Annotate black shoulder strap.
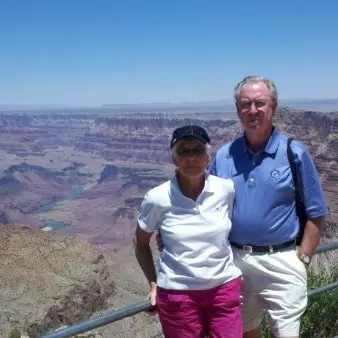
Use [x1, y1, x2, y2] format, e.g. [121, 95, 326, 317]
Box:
[286, 137, 298, 190]
[287, 137, 303, 205]
[287, 138, 308, 244]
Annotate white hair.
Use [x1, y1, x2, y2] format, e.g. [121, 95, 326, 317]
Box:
[234, 75, 278, 102]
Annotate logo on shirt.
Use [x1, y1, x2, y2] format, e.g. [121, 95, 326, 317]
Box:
[270, 169, 280, 183]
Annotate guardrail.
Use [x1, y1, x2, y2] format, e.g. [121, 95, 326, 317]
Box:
[40, 241, 338, 338]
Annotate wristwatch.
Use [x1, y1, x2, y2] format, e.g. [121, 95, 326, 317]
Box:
[297, 251, 311, 266]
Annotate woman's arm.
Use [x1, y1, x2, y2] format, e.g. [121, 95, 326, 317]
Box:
[134, 224, 157, 305]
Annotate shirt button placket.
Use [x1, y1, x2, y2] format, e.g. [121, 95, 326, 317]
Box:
[252, 155, 257, 166]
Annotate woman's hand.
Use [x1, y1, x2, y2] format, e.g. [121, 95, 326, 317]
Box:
[147, 282, 157, 314]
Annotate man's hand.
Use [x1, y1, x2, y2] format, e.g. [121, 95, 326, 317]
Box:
[300, 216, 325, 257]
[156, 232, 164, 252]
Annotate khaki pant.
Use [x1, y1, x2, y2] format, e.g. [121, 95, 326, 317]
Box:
[232, 247, 308, 337]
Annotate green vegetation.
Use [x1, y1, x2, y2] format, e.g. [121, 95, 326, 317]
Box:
[327, 133, 338, 142]
[8, 328, 21, 338]
[300, 271, 338, 338]
[261, 270, 338, 338]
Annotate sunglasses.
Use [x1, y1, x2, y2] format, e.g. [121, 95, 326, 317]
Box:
[238, 99, 270, 110]
[176, 147, 207, 157]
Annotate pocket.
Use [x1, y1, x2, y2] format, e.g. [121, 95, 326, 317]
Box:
[278, 249, 307, 277]
[294, 250, 309, 271]
[290, 249, 306, 269]
[167, 293, 186, 311]
[156, 289, 186, 311]
[222, 278, 241, 308]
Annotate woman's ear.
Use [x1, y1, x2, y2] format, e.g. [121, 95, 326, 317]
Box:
[206, 152, 211, 165]
[172, 153, 177, 166]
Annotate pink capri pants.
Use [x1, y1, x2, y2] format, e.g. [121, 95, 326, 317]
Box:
[156, 277, 242, 338]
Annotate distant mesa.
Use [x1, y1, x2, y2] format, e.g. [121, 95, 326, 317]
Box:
[101, 98, 338, 112]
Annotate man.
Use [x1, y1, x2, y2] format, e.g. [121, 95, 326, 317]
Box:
[209, 76, 328, 338]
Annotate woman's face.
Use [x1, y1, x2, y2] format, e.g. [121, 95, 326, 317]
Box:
[173, 139, 210, 179]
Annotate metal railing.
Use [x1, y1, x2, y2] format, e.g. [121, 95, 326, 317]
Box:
[40, 241, 338, 338]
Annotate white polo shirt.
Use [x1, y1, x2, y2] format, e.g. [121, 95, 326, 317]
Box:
[138, 173, 242, 290]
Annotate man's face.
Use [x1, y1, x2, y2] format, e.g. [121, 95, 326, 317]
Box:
[236, 81, 276, 134]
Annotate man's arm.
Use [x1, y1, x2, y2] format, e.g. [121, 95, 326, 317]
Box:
[298, 216, 325, 257]
[291, 141, 328, 258]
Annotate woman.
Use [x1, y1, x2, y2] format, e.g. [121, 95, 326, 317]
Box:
[134, 125, 242, 338]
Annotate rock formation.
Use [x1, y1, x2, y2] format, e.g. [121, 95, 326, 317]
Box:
[0, 226, 115, 337]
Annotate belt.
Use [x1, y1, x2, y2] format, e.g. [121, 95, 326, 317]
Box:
[230, 240, 295, 253]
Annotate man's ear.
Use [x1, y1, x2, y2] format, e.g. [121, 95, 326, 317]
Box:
[235, 101, 241, 117]
[272, 100, 278, 117]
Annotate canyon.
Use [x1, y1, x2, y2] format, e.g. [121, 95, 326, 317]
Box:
[0, 107, 337, 337]
[0, 108, 337, 243]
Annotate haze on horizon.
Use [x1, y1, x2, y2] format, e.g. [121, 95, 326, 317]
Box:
[0, 0, 337, 106]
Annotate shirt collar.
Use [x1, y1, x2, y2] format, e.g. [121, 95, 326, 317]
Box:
[264, 127, 281, 154]
[242, 127, 280, 155]
[202, 172, 214, 194]
[171, 171, 214, 197]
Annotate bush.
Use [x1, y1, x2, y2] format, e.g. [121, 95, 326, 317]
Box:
[9, 328, 21, 338]
[300, 271, 337, 338]
[261, 270, 337, 338]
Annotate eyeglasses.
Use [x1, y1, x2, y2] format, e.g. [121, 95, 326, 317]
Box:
[176, 147, 206, 157]
[238, 99, 270, 110]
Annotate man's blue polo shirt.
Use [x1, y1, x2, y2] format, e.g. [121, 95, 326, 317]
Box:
[209, 128, 328, 246]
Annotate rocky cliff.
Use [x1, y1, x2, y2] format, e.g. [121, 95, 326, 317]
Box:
[0, 226, 116, 337]
[275, 109, 338, 228]
[0, 226, 163, 338]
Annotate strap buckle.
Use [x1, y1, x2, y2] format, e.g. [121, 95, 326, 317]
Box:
[243, 245, 253, 254]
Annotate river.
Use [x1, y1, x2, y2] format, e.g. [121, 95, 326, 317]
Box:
[36, 185, 84, 231]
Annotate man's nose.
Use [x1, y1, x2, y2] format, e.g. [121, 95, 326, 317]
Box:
[248, 101, 258, 113]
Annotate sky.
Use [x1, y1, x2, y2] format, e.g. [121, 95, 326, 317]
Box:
[0, 0, 337, 105]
